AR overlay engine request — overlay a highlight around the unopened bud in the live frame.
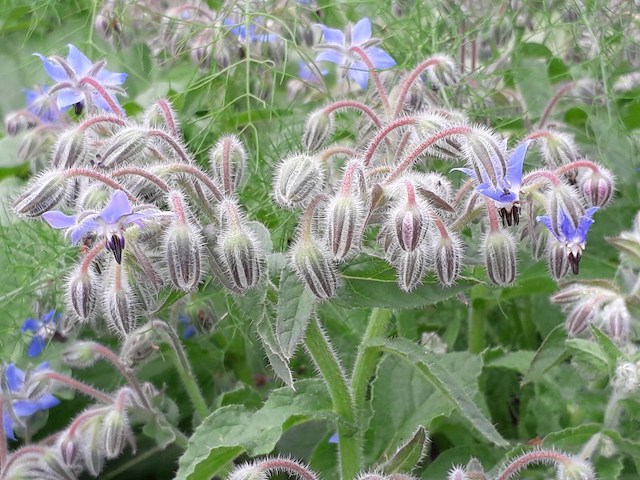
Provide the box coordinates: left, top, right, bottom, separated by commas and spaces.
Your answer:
291, 237, 340, 300
1, 450, 56, 480
395, 248, 429, 292
613, 361, 640, 397
578, 166, 614, 207
556, 456, 595, 480
228, 462, 268, 480
302, 109, 334, 152
52, 128, 89, 168
216, 226, 265, 293
58, 434, 79, 467
67, 267, 98, 321
78, 416, 105, 477
164, 221, 203, 291
13, 169, 68, 217
209, 135, 247, 195
190, 33, 213, 70
120, 323, 157, 368
101, 409, 128, 459
273, 154, 325, 209
415, 112, 464, 160
424, 54, 459, 89
603, 297, 631, 343
547, 239, 569, 280
5, 110, 38, 135
447, 466, 468, 480
43, 450, 76, 480
432, 229, 462, 287
62, 341, 101, 368
327, 195, 363, 261
566, 298, 600, 336
483, 230, 517, 285
538, 130, 579, 182
17, 129, 53, 165
104, 283, 138, 337
98, 127, 148, 167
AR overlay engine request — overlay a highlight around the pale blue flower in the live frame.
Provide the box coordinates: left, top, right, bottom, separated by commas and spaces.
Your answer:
3, 363, 60, 440
23, 86, 61, 123
42, 190, 156, 264
34, 44, 127, 114
224, 17, 278, 43
21, 310, 60, 357
315, 17, 396, 90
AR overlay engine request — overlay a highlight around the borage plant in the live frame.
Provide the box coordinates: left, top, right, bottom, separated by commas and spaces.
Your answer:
2, 1, 640, 480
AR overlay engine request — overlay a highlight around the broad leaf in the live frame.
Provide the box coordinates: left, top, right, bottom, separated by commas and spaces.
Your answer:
378, 425, 429, 475
256, 312, 294, 388
276, 268, 316, 359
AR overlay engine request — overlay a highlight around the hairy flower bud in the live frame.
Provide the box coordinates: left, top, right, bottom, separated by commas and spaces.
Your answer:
67, 267, 98, 321
101, 409, 128, 459
538, 130, 579, 182
547, 238, 569, 280
5, 110, 38, 135
163, 222, 203, 291
602, 297, 631, 343
578, 166, 614, 207
52, 128, 89, 168
13, 170, 68, 217
209, 135, 247, 195
62, 342, 101, 368
394, 247, 429, 292
291, 237, 340, 300
327, 194, 364, 261
613, 361, 640, 397
98, 127, 149, 167
432, 228, 462, 287
78, 416, 106, 477
565, 298, 600, 336
415, 112, 464, 160
556, 456, 595, 480
120, 323, 158, 368
483, 230, 517, 285
302, 109, 334, 152
103, 275, 138, 337
273, 154, 325, 209
425, 54, 459, 89
190, 33, 213, 70
216, 226, 265, 293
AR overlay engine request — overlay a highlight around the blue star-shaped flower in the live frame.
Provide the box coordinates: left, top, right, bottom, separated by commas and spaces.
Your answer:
454, 140, 531, 226
3, 363, 60, 440
34, 44, 127, 114
42, 190, 157, 264
224, 17, 278, 43
537, 206, 599, 274
23, 85, 61, 123
315, 17, 396, 90
21, 310, 60, 357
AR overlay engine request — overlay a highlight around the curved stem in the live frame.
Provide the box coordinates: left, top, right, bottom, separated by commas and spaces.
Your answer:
112, 167, 170, 192
554, 160, 600, 176
349, 46, 391, 114
522, 170, 561, 187
392, 57, 442, 117
497, 450, 574, 480
482, 196, 501, 232
299, 194, 328, 239
259, 458, 319, 480
147, 129, 192, 164
162, 163, 223, 201
305, 317, 359, 480
79, 77, 124, 116
152, 320, 209, 420
319, 146, 357, 163
323, 100, 383, 129
64, 168, 136, 202
538, 82, 574, 128
43, 371, 112, 404
363, 117, 417, 166
78, 114, 127, 132
153, 99, 179, 138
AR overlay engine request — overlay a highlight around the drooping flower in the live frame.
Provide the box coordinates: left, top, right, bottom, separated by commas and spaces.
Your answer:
34, 44, 127, 114
224, 17, 278, 43
2, 363, 60, 440
537, 206, 599, 274
315, 17, 396, 90
23, 85, 61, 123
21, 310, 60, 357
454, 140, 531, 226
42, 189, 159, 264
178, 314, 197, 339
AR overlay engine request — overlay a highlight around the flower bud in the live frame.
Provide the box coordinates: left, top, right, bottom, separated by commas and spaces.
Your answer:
228, 462, 268, 480
565, 298, 600, 336
190, 33, 213, 70
302, 109, 334, 152
1, 450, 59, 480
414, 112, 464, 160
98, 127, 149, 167
483, 230, 517, 285
547, 238, 569, 280
216, 226, 265, 293
327, 195, 364, 261
556, 456, 595, 480
613, 361, 640, 397
58, 434, 79, 467
13, 170, 68, 217
78, 416, 105, 477
538, 130, 579, 182
5, 110, 38, 135
43, 450, 77, 480
209, 135, 247, 195
291, 237, 340, 300
100, 409, 129, 459
103, 281, 138, 337
17, 129, 53, 166
273, 154, 325, 209
52, 128, 89, 168
120, 323, 158, 368
62, 341, 101, 368
432, 229, 462, 287
578, 166, 614, 207
67, 267, 98, 321
394, 248, 429, 292
392, 198, 427, 253
424, 54, 459, 89
163, 221, 203, 291
447, 466, 468, 480
602, 297, 631, 343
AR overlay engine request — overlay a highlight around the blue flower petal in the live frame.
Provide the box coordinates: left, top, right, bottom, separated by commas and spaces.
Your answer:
42, 211, 77, 229
536, 215, 561, 242
56, 88, 85, 111
450, 167, 477, 178
100, 190, 132, 224
328, 432, 339, 444
95, 70, 127, 87
12, 400, 40, 417
34, 54, 69, 83
476, 182, 503, 202
66, 45, 93, 77
91, 90, 123, 114
69, 218, 100, 245
316, 50, 344, 65
6, 364, 24, 392
21, 318, 41, 333
351, 18, 372, 45
575, 206, 599, 243
347, 63, 369, 90
365, 47, 396, 69
319, 25, 345, 45
3, 412, 15, 440
35, 394, 61, 410
505, 140, 530, 188
558, 208, 575, 242
41, 310, 57, 324
27, 336, 46, 358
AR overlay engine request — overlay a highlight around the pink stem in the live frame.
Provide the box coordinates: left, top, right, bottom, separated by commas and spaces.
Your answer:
80, 243, 105, 274
169, 191, 188, 224
154, 99, 179, 137
482, 196, 501, 232
538, 82, 574, 128
522, 170, 561, 186
300, 194, 328, 239
64, 168, 136, 202
79, 77, 124, 116
323, 100, 383, 128
44, 371, 112, 404
1, 445, 47, 475
165, 163, 223, 201
393, 57, 442, 117
453, 178, 477, 207
147, 129, 192, 163
363, 117, 417, 166
497, 450, 573, 480
349, 46, 391, 113
385, 126, 472, 183
79, 115, 127, 132
112, 167, 170, 192
554, 160, 600, 175
319, 146, 357, 162
258, 458, 318, 480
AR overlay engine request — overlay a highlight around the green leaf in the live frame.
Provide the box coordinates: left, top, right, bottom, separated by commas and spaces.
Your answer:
421, 444, 504, 479
256, 312, 294, 388
176, 379, 334, 480
543, 423, 601, 449
366, 337, 508, 447
524, 325, 568, 384
589, 325, 623, 372
566, 338, 609, 375
142, 416, 177, 450
485, 350, 535, 374
276, 268, 316, 359
336, 254, 475, 308
378, 425, 429, 475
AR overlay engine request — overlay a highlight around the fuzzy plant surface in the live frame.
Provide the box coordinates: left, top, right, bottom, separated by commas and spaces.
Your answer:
0, 1, 639, 480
